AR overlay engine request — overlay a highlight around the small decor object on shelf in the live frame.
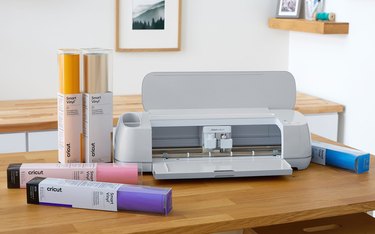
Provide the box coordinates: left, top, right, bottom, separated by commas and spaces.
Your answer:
305, 0, 325, 20
276, 0, 302, 18
314, 12, 336, 21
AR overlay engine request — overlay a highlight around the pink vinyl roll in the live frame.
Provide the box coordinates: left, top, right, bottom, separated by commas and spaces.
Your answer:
97, 163, 139, 184
7, 163, 140, 188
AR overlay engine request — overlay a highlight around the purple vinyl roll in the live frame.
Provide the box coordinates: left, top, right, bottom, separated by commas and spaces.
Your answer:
27, 177, 172, 215
117, 185, 172, 215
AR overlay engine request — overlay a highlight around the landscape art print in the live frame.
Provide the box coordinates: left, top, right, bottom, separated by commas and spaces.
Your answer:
116, 0, 180, 51
132, 0, 165, 30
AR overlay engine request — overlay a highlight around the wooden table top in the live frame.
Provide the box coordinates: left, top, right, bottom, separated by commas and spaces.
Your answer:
295, 92, 344, 115
0, 135, 373, 233
0, 93, 344, 133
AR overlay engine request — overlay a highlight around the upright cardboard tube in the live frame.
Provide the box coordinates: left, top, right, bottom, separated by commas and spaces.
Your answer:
57, 49, 82, 163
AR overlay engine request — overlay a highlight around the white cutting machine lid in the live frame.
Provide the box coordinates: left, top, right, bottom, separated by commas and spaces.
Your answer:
142, 71, 296, 111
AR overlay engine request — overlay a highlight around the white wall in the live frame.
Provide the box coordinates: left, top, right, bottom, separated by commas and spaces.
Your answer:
289, 0, 375, 153
0, 0, 289, 100
2, 1, 373, 154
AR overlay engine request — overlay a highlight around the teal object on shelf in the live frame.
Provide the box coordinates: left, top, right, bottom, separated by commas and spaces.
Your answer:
315, 12, 336, 21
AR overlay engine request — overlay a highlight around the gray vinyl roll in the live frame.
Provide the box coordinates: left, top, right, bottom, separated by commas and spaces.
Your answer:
84, 53, 108, 93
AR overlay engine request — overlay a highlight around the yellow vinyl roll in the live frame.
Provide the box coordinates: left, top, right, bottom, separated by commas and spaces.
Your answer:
58, 51, 80, 94
84, 53, 108, 93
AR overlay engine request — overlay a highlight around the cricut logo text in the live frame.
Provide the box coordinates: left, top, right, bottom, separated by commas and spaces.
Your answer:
66, 143, 71, 157
47, 187, 62, 192
28, 170, 43, 175
91, 143, 96, 157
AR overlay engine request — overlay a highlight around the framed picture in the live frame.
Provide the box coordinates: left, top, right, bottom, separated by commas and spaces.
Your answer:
115, 0, 181, 52
276, 0, 302, 18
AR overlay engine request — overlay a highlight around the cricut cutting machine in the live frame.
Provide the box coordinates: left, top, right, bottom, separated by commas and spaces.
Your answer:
114, 71, 311, 179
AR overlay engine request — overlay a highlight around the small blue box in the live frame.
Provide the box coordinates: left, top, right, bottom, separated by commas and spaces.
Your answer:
311, 141, 370, 174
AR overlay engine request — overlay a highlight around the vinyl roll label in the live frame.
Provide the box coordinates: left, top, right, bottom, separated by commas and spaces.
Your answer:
58, 93, 83, 163
29, 178, 121, 211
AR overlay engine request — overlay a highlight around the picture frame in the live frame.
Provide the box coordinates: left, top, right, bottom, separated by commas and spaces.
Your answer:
276, 0, 302, 18
115, 0, 181, 52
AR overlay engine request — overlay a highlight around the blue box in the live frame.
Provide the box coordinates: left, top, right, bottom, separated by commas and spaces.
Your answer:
311, 141, 370, 174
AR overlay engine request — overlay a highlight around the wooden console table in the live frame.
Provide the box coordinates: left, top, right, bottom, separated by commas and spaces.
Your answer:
0, 93, 344, 153
0, 135, 373, 233
0, 93, 343, 133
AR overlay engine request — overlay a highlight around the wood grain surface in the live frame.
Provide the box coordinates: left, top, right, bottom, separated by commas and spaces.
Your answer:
0, 93, 343, 133
0, 135, 373, 234
295, 92, 344, 114
268, 18, 349, 34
